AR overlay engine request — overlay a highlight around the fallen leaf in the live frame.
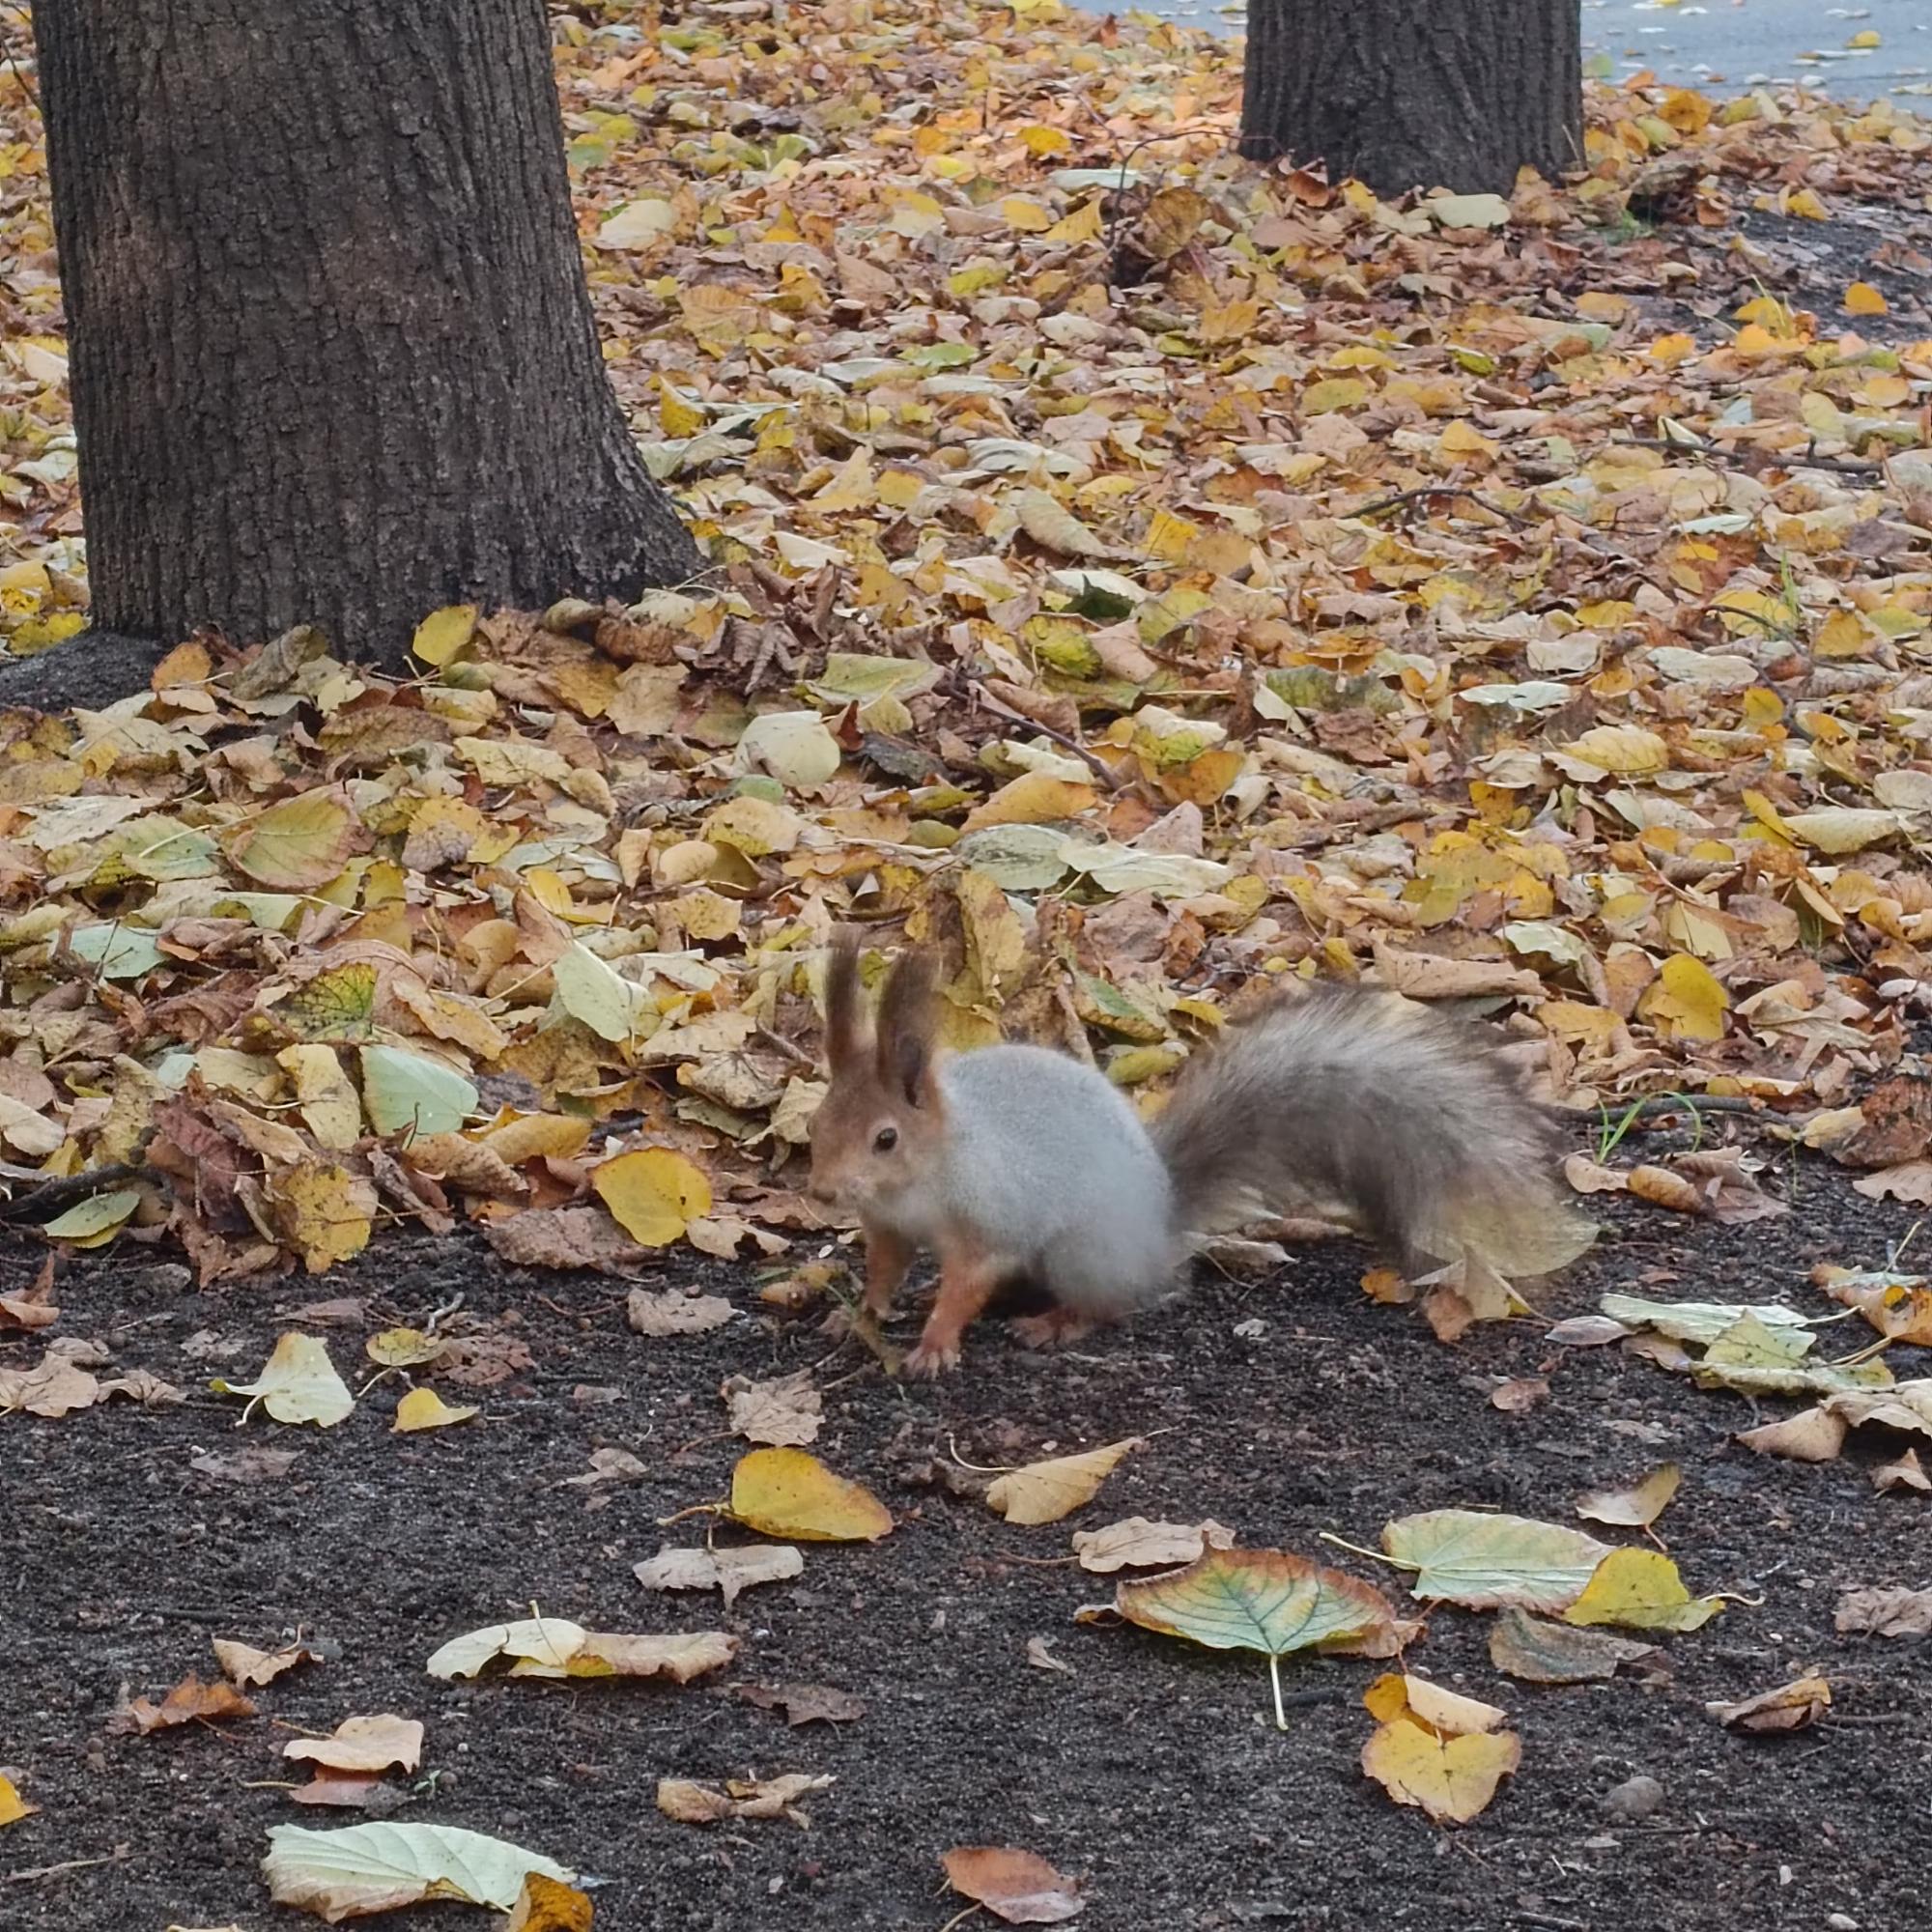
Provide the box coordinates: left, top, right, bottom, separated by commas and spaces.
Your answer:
1576, 1463, 1681, 1529
1833, 1586, 1932, 1637
592, 1147, 713, 1246
942, 1846, 1086, 1924
1563, 1547, 1722, 1633
213, 1638, 320, 1688
283, 1716, 424, 1776
262, 1821, 573, 1919
1488, 1608, 1661, 1685
392, 1387, 479, 1433
627, 1288, 735, 1334
1872, 1447, 1930, 1492
504, 1871, 596, 1932
722, 1369, 822, 1447
1736, 1406, 1847, 1462
211, 1333, 355, 1428
1706, 1672, 1830, 1733
111, 1673, 258, 1736
655, 1773, 832, 1827
1070, 1518, 1236, 1574
1380, 1510, 1612, 1613
733, 1682, 867, 1726
1360, 1716, 1520, 1824
986, 1437, 1142, 1525
0, 1774, 38, 1827
727, 1447, 894, 1542
633, 1542, 806, 1608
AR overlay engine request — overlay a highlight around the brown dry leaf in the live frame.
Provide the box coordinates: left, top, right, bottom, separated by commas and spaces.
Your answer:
1705, 1672, 1831, 1734
110, 1673, 258, 1736
628, 1288, 735, 1335
517, 1632, 738, 1683
633, 1542, 805, 1608
1490, 1378, 1549, 1413
1576, 1463, 1682, 1529
733, 1682, 867, 1727
1488, 1608, 1662, 1685
486, 1207, 652, 1274
721, 1369, 822, 1447
212, 1637, 320, 1688
191, 1446, 298, 1483
1872, 1447, 1930, 1492
985, 1437, 1142, 1526
0, 1345, 100, 1418
1737, 1406, 1848, 1463
1813, 1265, 1932, 1346
283, 1715, 424, 1775
289, 1771, 392, 1811
656, 1773, 832, 1827
0, 1256, 58, 1330
942, 1846, 1086, 1925
1834, 1587, 1932, 1637
1625, 1164, 1705, 1215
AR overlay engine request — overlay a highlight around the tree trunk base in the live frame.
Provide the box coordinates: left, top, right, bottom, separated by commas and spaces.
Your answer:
0, 631, 175, 712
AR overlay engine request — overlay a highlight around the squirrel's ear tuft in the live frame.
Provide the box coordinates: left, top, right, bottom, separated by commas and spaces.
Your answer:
824, 928, 866, 1072
875, 947, 939, 1107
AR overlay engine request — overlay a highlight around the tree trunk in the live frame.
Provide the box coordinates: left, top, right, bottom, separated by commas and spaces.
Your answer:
12, 0, 701, 708
1239, 0, 1582, 197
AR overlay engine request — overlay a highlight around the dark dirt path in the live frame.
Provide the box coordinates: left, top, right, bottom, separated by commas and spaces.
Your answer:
3, 1146, 1928, 1931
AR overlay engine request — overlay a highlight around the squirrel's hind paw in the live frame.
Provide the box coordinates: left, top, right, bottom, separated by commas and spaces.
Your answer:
1011, 1307, 1095, 1350
902, 1335, 962, 1378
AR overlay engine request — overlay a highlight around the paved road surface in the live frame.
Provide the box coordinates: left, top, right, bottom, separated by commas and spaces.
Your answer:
1123, 0, 1931, 115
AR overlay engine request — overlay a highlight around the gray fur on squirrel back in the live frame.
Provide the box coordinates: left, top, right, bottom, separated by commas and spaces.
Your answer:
919, 982, 1586, 1316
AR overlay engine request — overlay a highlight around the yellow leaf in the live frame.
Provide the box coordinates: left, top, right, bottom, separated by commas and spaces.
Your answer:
1848, 27, 1880, 46
0, 1773, 37, 1826
808, 447, 876, 513
1639, 953, 1729, 1042
1563, 1546, 1723, 1632
479, 1113, 595, 1165
267, 1160, 378, 1272
506, 1872, 596, 1932
658, 378, 706, 438
592, 1148, 713, 1246
394, 1387, 480, 1433
1042, 196, 1104, 244
1138, 185, 1211, 259
1141, 508, 1200, 563
962, 771, 1096, 832
1361, 1716, 1520, 1823
228, 789, 358, 891
728, 1446, 894, 1542
1438, 419, 1498, 462
1363, 1672, 1508, 1735
1844, 280, 1889, 317
366, 1327, 450, 1368
411, 604, 479, 667
985, 1437, 1141, 1524
278, 1044, 364, 1150
276, 962, 379, 1042
999, 195, 1053, 233
1657, 87, 1712, 134
1554, 724, 1668, 776
1017, 125, 1072, 156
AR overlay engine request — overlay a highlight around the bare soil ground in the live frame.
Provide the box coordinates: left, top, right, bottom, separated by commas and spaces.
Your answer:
4, 1132, 1927, 1932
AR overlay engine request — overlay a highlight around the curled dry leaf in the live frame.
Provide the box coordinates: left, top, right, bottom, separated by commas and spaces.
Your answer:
941, 1846, 1086, 1925
634, 1542, 805, 1609
212, 1637, 320, 1688
1873, 1447, 1930, 1492
110, 1673, 258, 1736
1576, 1463, 1682, 1529
1736, 1406, 1848, 1463
511, 1632, 738, 1683
1706, 1672, 1831, 1734
655, 1773, 832, 1827
283, 1716, 424, 1776
1813, 1265, 1932, 1346
1362, 1673, 1506, 1737
727, 1447, 894, 1543
1070, 1517, 1236, 1574
985, 1437, 1143, 1526
426, 1617, 585, 1681
563, 1446, 647, 1488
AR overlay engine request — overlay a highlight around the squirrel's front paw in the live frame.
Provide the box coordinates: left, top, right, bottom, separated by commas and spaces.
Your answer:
1011, 1307, 1094, 1350
902, 1335, 960, 1378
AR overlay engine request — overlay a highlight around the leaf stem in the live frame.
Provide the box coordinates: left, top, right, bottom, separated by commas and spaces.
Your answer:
1269, 1651, 1288, 1732
1318, 1530, 1416, 1572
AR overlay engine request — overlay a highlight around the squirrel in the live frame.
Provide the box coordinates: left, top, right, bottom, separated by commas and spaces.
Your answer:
806, 932, 1593, 1378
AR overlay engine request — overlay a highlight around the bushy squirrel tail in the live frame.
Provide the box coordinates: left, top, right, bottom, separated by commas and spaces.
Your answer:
1149, 981, 1594, 1286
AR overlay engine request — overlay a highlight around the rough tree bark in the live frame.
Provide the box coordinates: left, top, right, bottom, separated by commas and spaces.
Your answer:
10, 0, 702, 709
1239, 0, 1582, 197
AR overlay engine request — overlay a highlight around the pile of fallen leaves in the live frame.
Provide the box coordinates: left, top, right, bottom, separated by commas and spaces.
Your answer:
1, 1, 1931, 1300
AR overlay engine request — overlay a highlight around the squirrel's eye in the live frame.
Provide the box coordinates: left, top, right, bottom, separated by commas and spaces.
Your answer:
873, 1125, 899, 1152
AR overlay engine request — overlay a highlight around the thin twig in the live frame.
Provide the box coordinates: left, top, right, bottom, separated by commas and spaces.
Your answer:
1612, 436, 1886, 477
0, 1162, 151, 1223
1352, 485, 1530, 527
941, 668, 1123, 792
7, 1849, 128, 1885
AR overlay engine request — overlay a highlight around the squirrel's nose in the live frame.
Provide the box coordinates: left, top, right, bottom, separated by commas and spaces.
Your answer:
806, 1176, 838, 1208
